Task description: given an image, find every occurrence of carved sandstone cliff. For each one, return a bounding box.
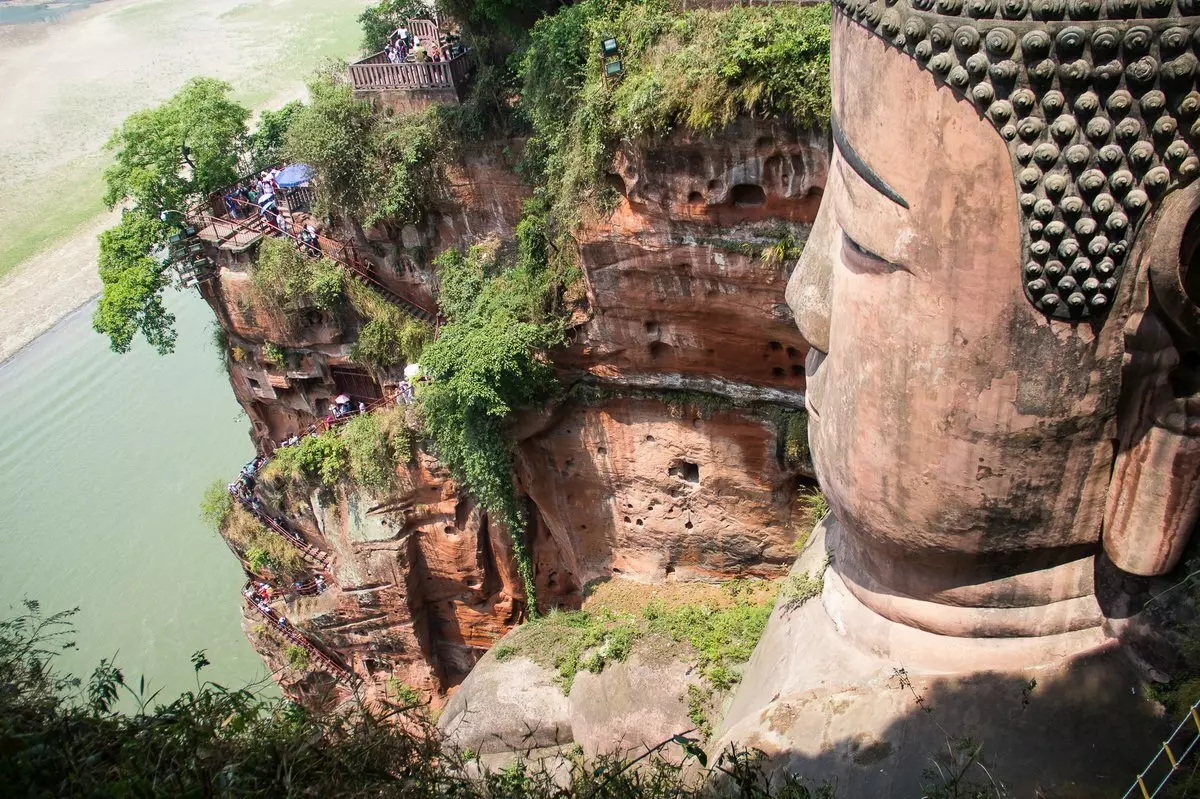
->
[200,117,828,705]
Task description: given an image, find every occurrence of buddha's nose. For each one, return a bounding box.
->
[786,196,835,354]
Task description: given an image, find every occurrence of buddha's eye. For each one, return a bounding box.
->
[840,231,907,275]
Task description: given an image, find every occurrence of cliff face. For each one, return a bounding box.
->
[201,116,827,702]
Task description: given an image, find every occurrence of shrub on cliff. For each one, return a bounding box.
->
[345,277,433,370]
[268,431,349,490]
[284,75,448,226]
[250,238,346,325]
[518,0,831,231]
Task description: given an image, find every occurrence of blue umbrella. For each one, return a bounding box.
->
[275,163,314,187]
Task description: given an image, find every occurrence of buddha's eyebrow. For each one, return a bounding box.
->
[832,114,909,210]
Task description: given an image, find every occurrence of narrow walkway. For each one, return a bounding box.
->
[244,590,361,688]
[222,195,442,327]
[230,487,334,571]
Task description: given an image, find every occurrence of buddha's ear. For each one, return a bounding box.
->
[1146,182,1200,349]
[1102,183,1200,576]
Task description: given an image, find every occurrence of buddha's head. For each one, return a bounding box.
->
[789,2,1200,639]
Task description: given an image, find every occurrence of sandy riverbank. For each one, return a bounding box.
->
[0,0,367,362]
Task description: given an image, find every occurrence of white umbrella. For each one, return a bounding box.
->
[335,394,350,404]
[403,363,421,380]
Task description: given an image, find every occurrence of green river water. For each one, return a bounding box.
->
[0,293,268,696]
[0,0,369,699]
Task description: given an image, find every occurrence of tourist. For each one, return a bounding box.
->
[224,192,240,219]
[315,574,325,593]
[358,401,366,415]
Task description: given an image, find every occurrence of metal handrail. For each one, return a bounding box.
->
[1122,699,1200,798]
[220,194,442,323]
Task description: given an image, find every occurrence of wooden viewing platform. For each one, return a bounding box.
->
[348,50,471,92]
[347,18,472,110]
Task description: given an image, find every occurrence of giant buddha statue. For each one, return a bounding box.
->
[720,1,1200,793]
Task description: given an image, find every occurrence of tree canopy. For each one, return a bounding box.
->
[102,77,249,216]
[94,78,250,355]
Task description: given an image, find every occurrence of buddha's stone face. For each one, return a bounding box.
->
[789,15,1137,636]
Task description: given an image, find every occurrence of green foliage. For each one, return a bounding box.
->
[285,75,448,225]
[921,737,1006,799]
[199,480,233,531]
[686,683,713,739]
[357,0,425,53]
[370,107,448,227]
[511,609,641,693]
[387,677,423,707]
[779,571,823,611]
[249,101,304,171]
[217,503,305,579]
[793,486,829,553]
[246,547,272,574]
[492,643,516,661]
[519,0,832,231]
[506,585,776,698]
[440,0,564,39]
[783,411,810,467]
[249,237,345,325]
[340,412,399,493]
[761,226,806,270]
[420,215,574,611]
[261,342,285,367]
[345,278,433,369]
[0,601,837,797]
[285,73,380,219]
[268,430,349,489]
[102,77,249,215]
[92,210,177,355]
[643,599,774,688]
[285,645,311,670]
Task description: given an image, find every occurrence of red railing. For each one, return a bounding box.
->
[220,195,442,325]
[244,593,360,687]
[231,489,333,570]
[319,394,395,433]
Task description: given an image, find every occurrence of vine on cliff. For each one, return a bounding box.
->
[419,201,574,613]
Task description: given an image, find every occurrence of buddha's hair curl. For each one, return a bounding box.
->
[836,0,1200,320]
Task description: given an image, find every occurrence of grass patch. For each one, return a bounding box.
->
[519,0,831,234]
[502,579,778,707]
[200,483,304,580]
[793,485,829,553]
[778,571,824,612]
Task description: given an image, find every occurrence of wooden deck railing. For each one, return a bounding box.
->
[349,50,471,92]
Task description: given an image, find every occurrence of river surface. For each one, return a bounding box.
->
[0,291,270,696]
[0,0,367,700]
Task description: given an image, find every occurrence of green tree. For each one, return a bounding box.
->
[102,77,249,216]
[95,78,250,354]
[285,74,380,220]
[248,101,304,171]
[357,0,425,53]
[91,210,177,354]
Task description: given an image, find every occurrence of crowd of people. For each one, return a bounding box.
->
[384,24,466,64]
[221,166,322,256]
